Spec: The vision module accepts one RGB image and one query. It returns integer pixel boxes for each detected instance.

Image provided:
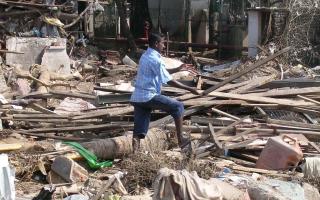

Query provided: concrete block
[51,156,88,183]
[41,46,71,74]
[6,37,67,71]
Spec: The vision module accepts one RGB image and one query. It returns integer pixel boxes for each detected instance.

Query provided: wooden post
[185,0,192,52]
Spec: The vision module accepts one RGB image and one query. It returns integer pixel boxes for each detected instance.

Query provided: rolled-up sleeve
[152,61,172,84]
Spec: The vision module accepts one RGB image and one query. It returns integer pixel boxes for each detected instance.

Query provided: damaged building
[0,0,319,200]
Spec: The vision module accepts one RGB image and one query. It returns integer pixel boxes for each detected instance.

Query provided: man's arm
[167,80,201,95]
[166,64,198,75]
[166,66,181,74]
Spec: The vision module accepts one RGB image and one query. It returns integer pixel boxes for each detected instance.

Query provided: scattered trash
[0,2,319,199]
[32,186,56,200]
[64,142,113,169]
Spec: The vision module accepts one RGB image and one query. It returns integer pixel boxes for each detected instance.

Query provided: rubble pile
[0,1,319,200]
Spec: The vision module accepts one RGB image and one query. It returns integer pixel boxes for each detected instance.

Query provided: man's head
[148,33,165,53]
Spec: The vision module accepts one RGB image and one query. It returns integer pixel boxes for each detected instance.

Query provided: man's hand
[179,64,199,76]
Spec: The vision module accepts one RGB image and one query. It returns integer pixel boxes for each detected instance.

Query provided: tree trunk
[83,128,168,160]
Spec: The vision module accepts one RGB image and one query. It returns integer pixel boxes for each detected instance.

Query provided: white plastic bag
[0,154,15,200]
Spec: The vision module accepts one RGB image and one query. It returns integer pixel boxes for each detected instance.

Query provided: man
[130,33,200,153]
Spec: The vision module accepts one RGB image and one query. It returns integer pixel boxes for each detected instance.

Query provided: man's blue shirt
[130,47,172,102]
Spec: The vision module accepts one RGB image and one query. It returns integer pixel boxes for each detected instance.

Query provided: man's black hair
[148,32,164,47]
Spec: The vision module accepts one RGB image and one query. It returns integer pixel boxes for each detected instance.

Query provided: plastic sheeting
[153,168,222,200]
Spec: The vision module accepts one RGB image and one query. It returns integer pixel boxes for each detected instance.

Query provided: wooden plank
[214,118,247,137]
[166,124,320,139]
[6,118,98,123]
[267,118,320,131]
[208,91,316,106]
[150,105,208,128]
[211,107,240,120]
[183,99,246,106]
[229,165,295,178]
[29,103,56,114]
[222,127,259,144]
[268,124,320,131]
[224,139,257,149]
[12,114,68,119]
[297,95,320,106]
[191,116,234,126]
[260,78,320,89]
[250,87,320,97]
[94,86,132,94]
[0,143,22,152]
[309,142,320,153]
[13,131,87,141]
[72,106,133,120]
[177,81,253,101]
[216,80,251,92]
[203,47,291,94]
[209,123,223,149]
[49,90,96,100]
[23,123,133,133]
[231,75,276,94]
[92,175,117,200]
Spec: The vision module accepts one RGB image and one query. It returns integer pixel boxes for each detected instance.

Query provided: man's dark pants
[131,95,184,139]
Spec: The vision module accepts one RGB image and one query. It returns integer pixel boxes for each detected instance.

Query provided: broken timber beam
[211,107,240,121]
[49,90,96,100]
[72,106,134,120]
[208,91,316,106]
[191,116,234,126]
[183,99,246,106]
[209,123,223,150]
[165,124,320,140]
[297,95,320,106]
[22,123,133,133]
[202,47,291,94]
[222,127,259,145]
[267,118,320,131]
[150,105,213,128]
[231,75,276,94]
[250,87,320,97]
[94,86,132,94]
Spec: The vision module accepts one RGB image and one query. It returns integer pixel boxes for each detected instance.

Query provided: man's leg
[131,102,151,152]
[148,95,187,147]
[174,117,184,146]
